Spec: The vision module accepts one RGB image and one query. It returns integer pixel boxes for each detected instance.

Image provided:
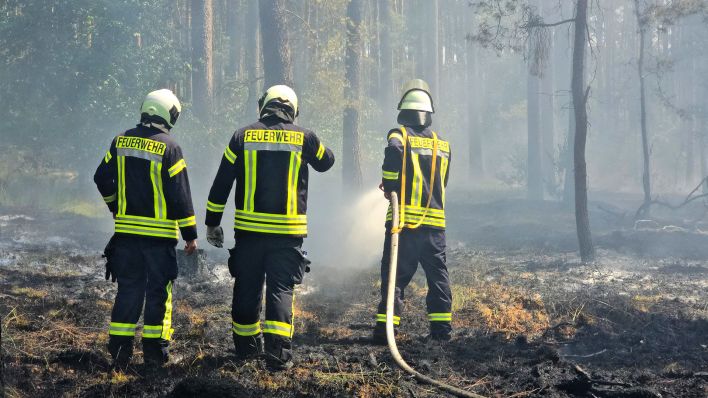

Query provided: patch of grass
[318,325,354,340]
[631,294,663,313]
[452,283,550,339]
[109,370,135,385]
[96,299,113,311]
[10,286,48,299]
[60,200,103,218]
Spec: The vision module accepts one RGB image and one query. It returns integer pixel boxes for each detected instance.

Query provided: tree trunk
[465,10,484,180]
[379,0,394,118]
[259,0,293,88]
[572,0,594,263]
[244,0,260,118]
[540,3,555,196]
[227,0,243,80]
[527,63,543,200]
[191,0,214,123]
[343,0,364,192]
[634,0,652,209]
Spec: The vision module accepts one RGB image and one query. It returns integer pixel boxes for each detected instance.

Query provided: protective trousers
[228,234,308,363]
[107,236,177,365]
[376,227,452,336]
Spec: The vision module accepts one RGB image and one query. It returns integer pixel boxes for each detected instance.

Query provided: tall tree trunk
[465,10,484,180]
[634,0,652,209]
[244,0,260,117]
[343,0,364,192]
[227,0,243,80]
[540,3,555,196]
[379,0,394,119]
[572,0,594,263]
[527,0,543,200]
[191,0,214,123]
[259,0,293,88]
[527,65,543,200]
[427,0,440,99]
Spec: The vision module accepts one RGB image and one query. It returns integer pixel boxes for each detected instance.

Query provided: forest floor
[1,195,707,398]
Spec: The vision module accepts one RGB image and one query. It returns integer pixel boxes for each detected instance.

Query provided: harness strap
[392,127,438,233]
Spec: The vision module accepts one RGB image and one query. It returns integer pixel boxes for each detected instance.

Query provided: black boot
[108,336,134,370]
[142,339,169,367]
[429,322,452,342]
[263,335,293,371]
[233,333,264,359]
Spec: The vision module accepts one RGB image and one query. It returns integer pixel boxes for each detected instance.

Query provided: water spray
[385,191,486,398]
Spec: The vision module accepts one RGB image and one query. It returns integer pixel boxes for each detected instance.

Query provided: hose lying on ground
[385,191,487,398]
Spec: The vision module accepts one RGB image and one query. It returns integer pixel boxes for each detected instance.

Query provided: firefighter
[374,79,453,343]
[94,89,198,368]
[205,85,335,370]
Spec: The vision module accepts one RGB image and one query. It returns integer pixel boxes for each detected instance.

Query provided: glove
[102,236,117,283]
[105,262,116,283]
[207,225,224,248]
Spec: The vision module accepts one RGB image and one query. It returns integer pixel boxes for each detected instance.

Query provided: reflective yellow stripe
[224,146,237,164]
[262,320,292,338]
[104,151,112,163]
[231,321,262,336]
[207,200,226,213]
[117,156,127,215]
[233,220,307,235]
[177,216,196,227]
[103,193,117,203]
[168,159,187,177]
[440,156,449,205]
[115,213,179,238]
[388,132,404,144]
[116,214,178,226]
[291,290,296,338]
[235,210,306,224]
[376,313,400,325]
[316,142,325,160]
[243,150,257,212]
[142,325,162,338]
[428,313,452,322]
[382,170,399,180]
[115,225,179,239]
[286,152,302,215]
[410,153,423,207]
[150,160,160,218]
[156,162,166,218]
[161,281,173,340]
[394,205,445,218]
[109,322,136,336]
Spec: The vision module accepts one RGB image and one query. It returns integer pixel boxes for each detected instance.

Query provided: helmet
[140,89,181,128]
[258,85,299,116]
[397,79,434,113]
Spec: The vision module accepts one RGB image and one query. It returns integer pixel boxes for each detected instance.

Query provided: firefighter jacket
[94,123,198,242]
[381,126,451,230]
[205,116,335,237]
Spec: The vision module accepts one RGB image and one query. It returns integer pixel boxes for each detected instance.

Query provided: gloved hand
[207,225,224,248]
[102,236,117,283]
[105,262,116,283]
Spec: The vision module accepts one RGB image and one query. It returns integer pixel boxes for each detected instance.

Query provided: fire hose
[386,192,486,398]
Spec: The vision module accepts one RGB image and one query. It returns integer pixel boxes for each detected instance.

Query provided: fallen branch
[635,177,708,219]
[561,348,607,358]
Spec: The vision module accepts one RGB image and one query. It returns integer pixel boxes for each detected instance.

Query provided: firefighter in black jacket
[205,85,334,370]
[374,79,453,343]
[94,89,198,367]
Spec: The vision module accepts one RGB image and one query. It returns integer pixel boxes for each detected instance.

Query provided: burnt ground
[0,198,706,398]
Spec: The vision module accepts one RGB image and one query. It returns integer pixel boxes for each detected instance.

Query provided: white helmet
[258,85,299,116]
[141,89,181,128]
[398,79,434,113]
